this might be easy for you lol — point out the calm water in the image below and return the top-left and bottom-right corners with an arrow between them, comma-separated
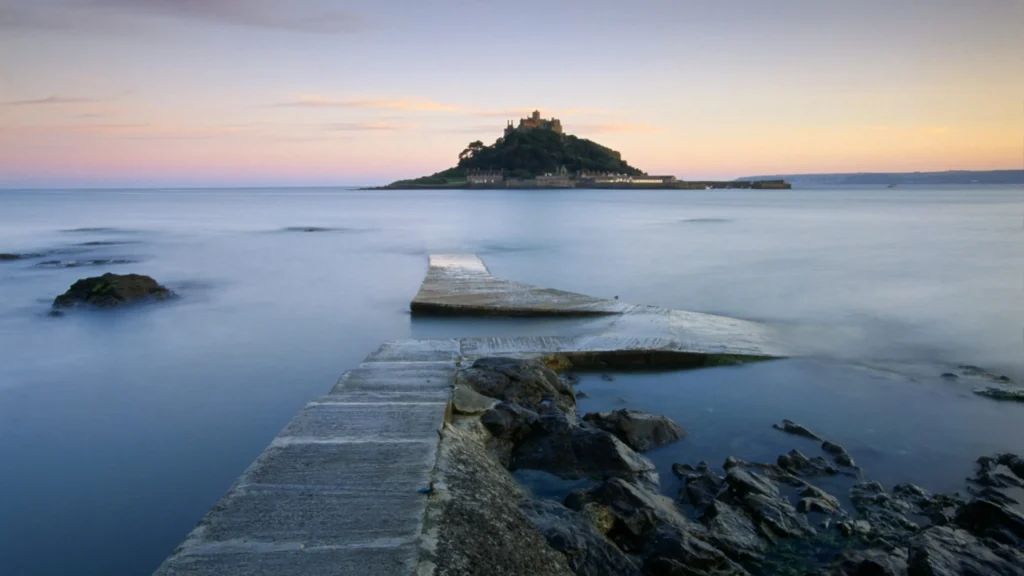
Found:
0,187 -> 1021,575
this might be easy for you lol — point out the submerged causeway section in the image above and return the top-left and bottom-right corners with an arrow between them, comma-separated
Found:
154,256 -> 784,575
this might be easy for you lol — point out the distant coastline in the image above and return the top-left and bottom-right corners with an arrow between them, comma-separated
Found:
736,169 -> 1023,187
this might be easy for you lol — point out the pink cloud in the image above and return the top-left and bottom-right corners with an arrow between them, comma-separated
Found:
274,95 -> 459,112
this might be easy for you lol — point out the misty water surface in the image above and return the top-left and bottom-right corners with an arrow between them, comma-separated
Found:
0,186 -> 1021,575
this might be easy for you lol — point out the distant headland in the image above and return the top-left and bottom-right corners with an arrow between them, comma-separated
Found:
374,111 -> 791,190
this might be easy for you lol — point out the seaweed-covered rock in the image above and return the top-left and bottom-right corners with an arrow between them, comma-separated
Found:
582,409 -> 686,452
52,273 -> 172,308
772,419 -> 822,441
456,357 -> 575,412
521,499 -> 642,576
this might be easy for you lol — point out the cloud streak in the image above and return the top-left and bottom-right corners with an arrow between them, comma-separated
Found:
573,122 -> 665,135
3,96 -> 101,106
0,0 -> 363,34
273,95 -> 459,112
324,121 -> 414,132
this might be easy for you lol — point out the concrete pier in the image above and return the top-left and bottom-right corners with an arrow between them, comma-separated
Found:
153,340 -> 459,576
155,256 -> 785,575
412,254 -> 785,357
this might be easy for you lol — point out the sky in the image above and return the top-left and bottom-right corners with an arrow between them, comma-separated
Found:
1,0 -> 1022,187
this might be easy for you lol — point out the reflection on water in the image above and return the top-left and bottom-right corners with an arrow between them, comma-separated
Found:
0,186 -> 1022,575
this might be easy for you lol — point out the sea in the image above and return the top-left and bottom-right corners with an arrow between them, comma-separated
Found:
0,186 -> 1021,575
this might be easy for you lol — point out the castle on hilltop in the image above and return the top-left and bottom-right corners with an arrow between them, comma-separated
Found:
505,110 -> 562,137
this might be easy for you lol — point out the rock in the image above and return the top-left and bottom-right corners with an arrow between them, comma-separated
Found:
907,525 -> 1024,576
772,419 -> 822,441
739,491 -> 815,541
954,499 -> 1024,547
582,409 -> 686,452
575,391 -> 590,400
725,468 -> 780,499
452,385 -> 499,415
456,357 -> 575,412
822,440 -> 857,468
940,372 -> 959,380
643,528 -> 749,576
52,273 -> 173,308
0,253 -> 23,261
521,499 -> 642,576
513,426 -> 656,485
974,387 -> 1024,402
815,548 -> 909,576
671,463 -> 696,479
481,402 -> 539,443
699,500 -> 766,563
601,374 -> 615,382
565,478 -> 691,554
35,258 -> 137,269
778,449 -> 838,477
851,482 -> 919,537
837,519 -> 872,538
561,373 -> 580,386
799,485 -> 842,512
679,468 -> 726,510
996,453 -> 1024,480
893,483 -> 930,501
797,497 -> 838,515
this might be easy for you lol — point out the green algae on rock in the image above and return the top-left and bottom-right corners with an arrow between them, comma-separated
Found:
52,273 -> 173,309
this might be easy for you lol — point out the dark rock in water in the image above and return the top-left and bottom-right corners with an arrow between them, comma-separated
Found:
582,409 -> 686,452
699,500 -> 766,563
836,519 -> 872,538
456,357 -> 575,413
954,499 -> 1024,547
36,258 -> 138,269
671,463 -> 696,478
814,548 -> 909,576
940,372 -> 959,380
575,391 -> 590,400
52,273 -> 173,308
281,226 -> 338,233
643,529 -> 749,576
521,499 -> 642,576
800,485 -> 843,513
565,478 -> 690,553
822,440 -> 857,468
678,467 -> 726,510
600,374 -> 615,382
778,449 -> 838,477
974,387 -> 1024,402
797,497 -> 839,515
996,453 -> 1024,480
513,426 -> 656,485
908,525 -> 1024,576
725,468 -> 781,499
0,253 -> 23,261
850,482 -> 919,538
772,419 -> 822,441
561,373 -> 580,386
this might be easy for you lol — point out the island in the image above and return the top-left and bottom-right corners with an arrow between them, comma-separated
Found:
375,111 -> 791,190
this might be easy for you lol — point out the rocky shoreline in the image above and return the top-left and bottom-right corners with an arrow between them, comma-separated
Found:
431,357 -> 1024,576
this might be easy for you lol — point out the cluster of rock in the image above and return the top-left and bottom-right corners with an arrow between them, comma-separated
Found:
945,365 -> 1023,403
453,358 -> 1024,576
